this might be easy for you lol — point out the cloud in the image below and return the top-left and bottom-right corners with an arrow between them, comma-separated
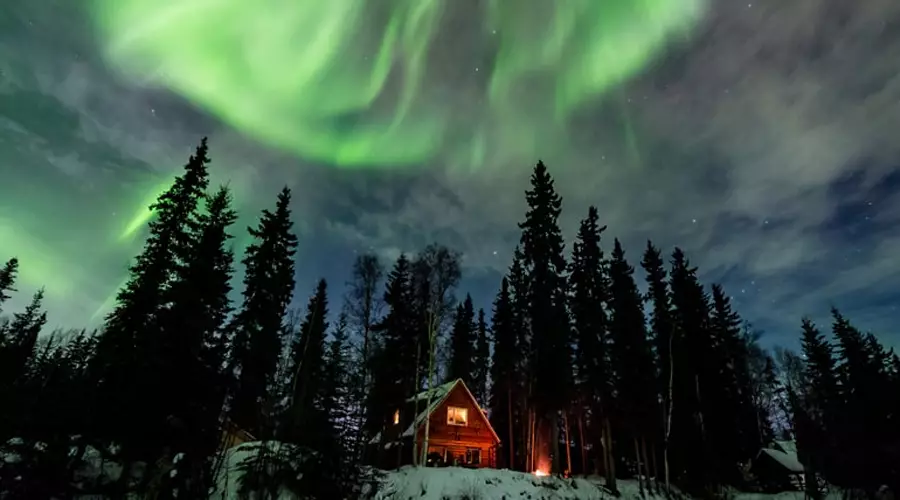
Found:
2,0 -> 897,351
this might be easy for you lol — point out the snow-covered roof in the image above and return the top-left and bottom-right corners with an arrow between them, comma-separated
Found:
402,380 -> 462,438
760,448 -> 804,473
368,379 -> 500,445
773,440 -> 797,455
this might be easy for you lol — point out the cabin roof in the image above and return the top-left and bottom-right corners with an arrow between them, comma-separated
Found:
402,378 -> 500,443
369,378 -> 500,445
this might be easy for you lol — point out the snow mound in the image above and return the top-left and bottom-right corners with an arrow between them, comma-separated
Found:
370,466 -> 664,500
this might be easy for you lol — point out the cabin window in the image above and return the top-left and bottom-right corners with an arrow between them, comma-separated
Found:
393,409 -> 400,425
447,406 -> 468,426
466,448 -> 481,465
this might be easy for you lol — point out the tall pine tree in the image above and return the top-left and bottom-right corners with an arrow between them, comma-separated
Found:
641,241 -> 675,489
229,187 -> 299,437
91,138 -> 211,463
606,239 -> 657,491
284,279 -> 330,444
489,277 -> 520,469
667,248 -> 714,491
568,206 -> 612,478
447,294 -> 476,385
472,308 -> 490,405
518,161 -> 571,474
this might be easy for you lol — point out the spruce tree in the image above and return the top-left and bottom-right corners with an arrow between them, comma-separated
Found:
517,161 -> 571,474
366,254 -> 417,440
606,239 -> 657,490
447,295 -> 476,385
284,279 -> 330,444
472,308 -> 490,405
489,277 -> 519,469
229,187 -> 299,437
829,308 -> 889,490
708,284 -> 758,482
0,257 -> 18,313
156,185 -> 238,494
641,241 -> 675,488
0,289 -> 45,387
568,206 -> 612,477
797,317 -> 839,486
91,138 -> 211,463
667,247 -> 714,491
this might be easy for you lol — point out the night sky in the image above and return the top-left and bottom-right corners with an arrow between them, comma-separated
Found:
2,0 -> 898,351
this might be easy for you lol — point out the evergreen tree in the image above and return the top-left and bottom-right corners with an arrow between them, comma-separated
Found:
641,241 -> 675,488
447,294 -> 476,385
284,279 -> 330,444
0,257 -> 18,313
155,185 -> 238,495
829,308 -> 889,491
489,277 -> 520,469
0,289 -> 45,387
708,284 -> 759,482
517,161 -> 571,474
606,239 -> 657,489
90,138 -> 211,464
568,207 -> 612,478
472,308 -> 490,405
508,246 -> 531,470
367,254 -> 417,440
667,248 -> 714,491
319,312 -> 357,496
796,317 -> 839,487
229,187 -> 299,437
324,313 -> 353,451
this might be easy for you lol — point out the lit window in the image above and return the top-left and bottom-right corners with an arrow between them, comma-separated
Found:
393,409 -> 400,425
447,406 -> 468,426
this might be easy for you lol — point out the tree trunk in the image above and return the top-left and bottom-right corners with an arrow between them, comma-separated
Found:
419,310 -> 438,466
507,379 -> 515,470
578,411 -> 587,476
604,417 -> 617,492
634,436 -> 644,494
529,409 -> 537,472
664,332 -> 675,494
551,412 -> 561,475
643,437 -> 656,494
564,412 -> 573,475
412,339 -> 422,466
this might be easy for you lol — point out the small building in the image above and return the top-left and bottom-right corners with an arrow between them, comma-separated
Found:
750,440 -> 805,492
369,379 -> 500,469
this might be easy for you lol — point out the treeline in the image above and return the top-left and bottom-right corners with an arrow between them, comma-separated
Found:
0,140 -> 897,499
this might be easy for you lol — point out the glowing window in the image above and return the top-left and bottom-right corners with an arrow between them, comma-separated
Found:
447,406 -> 468,426
393,409 -> 400,425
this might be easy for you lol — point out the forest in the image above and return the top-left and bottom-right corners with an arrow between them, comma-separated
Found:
0,138 -> 898,499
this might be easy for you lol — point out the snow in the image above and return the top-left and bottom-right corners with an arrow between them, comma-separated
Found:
402,380 -> 460,438
759,448 -> 803,473
210,441 -> 306,500
370,466 -> 674,500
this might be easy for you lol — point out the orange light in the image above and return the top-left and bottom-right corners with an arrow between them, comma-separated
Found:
533,469 -> 549,477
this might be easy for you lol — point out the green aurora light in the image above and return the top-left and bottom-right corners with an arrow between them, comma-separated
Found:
90,0 -> 707,169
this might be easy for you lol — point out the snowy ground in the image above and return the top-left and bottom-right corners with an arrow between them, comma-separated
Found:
370,466 -> 674,500
4,438 -> 842,500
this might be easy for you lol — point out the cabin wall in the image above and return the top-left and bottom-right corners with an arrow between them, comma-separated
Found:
416,386 -> 497,468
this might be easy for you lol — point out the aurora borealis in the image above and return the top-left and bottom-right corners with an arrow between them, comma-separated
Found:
2,0 -> 899,348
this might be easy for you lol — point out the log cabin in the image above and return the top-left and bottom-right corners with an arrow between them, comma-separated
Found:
369,378 -> 500,469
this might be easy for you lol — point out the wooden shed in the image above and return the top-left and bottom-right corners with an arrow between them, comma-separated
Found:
370,378 -> 500,469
